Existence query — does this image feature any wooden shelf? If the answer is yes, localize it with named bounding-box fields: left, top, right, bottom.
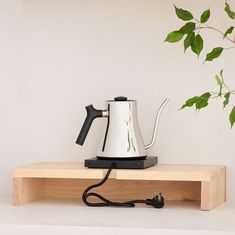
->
left=12, top=162, right=226, bottom=210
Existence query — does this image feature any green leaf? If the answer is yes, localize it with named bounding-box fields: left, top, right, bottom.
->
left=220, top=69, right=224, bottom=79
left=180, top=96, right=199, bottom=109
left=195, top=92, right=211, bottom=110
left=224, top=26, right=234, bottom=38
left=200, top=9, right=210, bottom=23
left=165, top=31, right=184, bottom=43
left=184, top=32, right=195, bottom=52
left=229, top=106, right=235, bottom=128
left=223, top=92, right=230, bottom=108
left=205, top=47, right=223, bottom=61
left=174, top=5, right=193, bottom=21
left=191, top=34, right=203, bottom=56
left=225, top=2, right=235, bottom=19
left=179, top=22, right=196, bottom=34
left=181, top=92, right=211, bottom=110
left=215, top=74, right=223, bottom=96
left=215, top=74, right=223, bottom=87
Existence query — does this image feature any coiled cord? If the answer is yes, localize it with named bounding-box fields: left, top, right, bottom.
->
left=82, top=163, right=164, bottom=208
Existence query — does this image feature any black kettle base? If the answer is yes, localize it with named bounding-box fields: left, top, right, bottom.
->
left=84, top=156, right=158, bottom=169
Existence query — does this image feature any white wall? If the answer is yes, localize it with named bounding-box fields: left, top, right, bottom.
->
left=0, top=0, right=234, bottom=202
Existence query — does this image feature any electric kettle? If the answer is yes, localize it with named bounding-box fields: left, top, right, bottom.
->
left=76, top=96, right=168, bottom=159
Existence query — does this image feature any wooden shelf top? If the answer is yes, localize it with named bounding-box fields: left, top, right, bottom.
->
left=13, top=162, right=225, bottom=182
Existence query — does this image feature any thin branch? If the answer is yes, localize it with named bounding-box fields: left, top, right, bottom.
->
left=222, top=81, right=231, bottom=92
left=194, top=18, right=235, bottom=44
left=223, top=46, right=235, bottom=49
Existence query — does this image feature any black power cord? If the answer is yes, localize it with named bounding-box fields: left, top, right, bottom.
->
left=82, top=163, right=164, bottom=208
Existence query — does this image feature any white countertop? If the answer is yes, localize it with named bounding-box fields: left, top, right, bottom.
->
left=0, top=195, right=235, bottom=235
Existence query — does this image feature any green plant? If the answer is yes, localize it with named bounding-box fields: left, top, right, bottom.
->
left=165, top=1, right=235, bottom=128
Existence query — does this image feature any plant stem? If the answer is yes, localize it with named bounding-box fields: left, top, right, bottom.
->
left=222, top=80, right=231, bottom=92
left=210, top=90, right=235, bottom=96
left=224, top=46, right=235, bottom=49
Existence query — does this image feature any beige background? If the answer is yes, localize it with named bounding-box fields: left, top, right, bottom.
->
left=0, top=0, right=234, bottom=202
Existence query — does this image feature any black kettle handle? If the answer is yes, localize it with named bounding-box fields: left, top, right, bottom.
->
left=76, top=105, right=103, bottom=145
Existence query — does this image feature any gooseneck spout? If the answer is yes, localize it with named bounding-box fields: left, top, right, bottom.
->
left=145, top=98, right=169, bottom=149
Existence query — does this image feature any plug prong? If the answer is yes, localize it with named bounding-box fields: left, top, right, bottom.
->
left=157, top=193, right=162, bottom=200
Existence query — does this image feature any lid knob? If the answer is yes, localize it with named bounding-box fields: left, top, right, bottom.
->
left=114, top=96, right=128, bottom=101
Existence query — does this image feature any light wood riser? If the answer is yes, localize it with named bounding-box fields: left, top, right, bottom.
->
left=13, top=178, right=201, bottom=203
left=12, top=163, right=226, bottom=210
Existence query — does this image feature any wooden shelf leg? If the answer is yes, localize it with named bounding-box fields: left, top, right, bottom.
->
left=12, top=177, right=44, bottom=206
left=201, top=167, right=226, bottom=211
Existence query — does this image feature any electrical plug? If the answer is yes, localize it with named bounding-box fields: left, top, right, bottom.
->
left=145, top=193, right=164, bottom=208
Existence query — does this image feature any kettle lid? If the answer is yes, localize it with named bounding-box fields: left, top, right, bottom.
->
left=114, top=96, right=128, bottom=101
